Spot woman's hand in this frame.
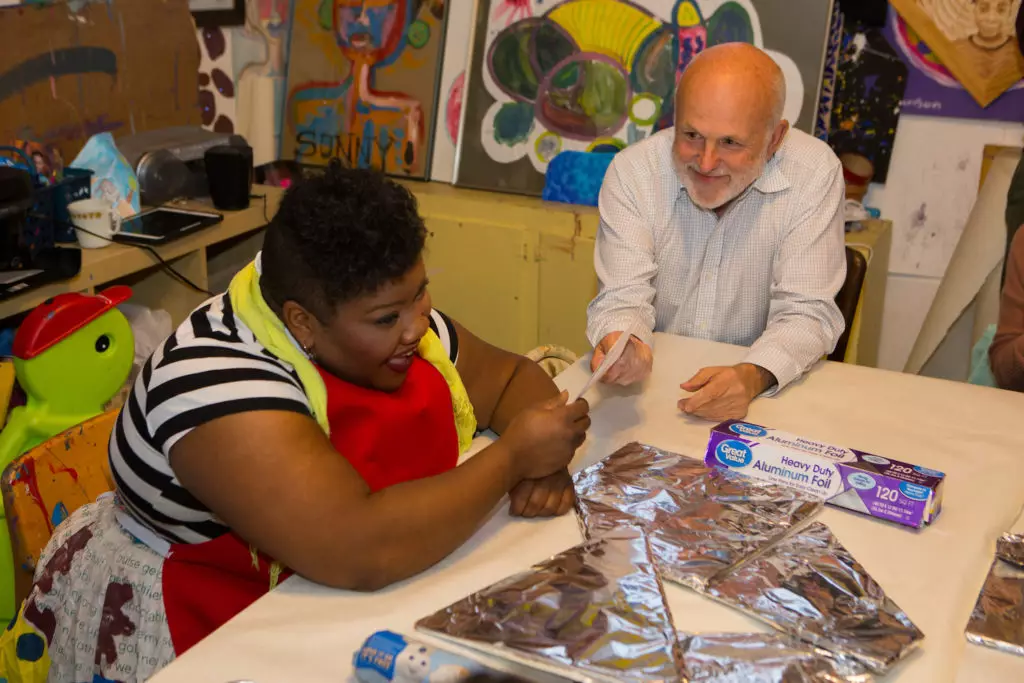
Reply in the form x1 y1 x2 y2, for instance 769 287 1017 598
500 391 590 482
509 468 575 518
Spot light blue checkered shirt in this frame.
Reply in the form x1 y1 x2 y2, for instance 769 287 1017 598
586 128 847 392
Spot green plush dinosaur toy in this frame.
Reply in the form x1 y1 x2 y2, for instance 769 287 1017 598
0 285 134 622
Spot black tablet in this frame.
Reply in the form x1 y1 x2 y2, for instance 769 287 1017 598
113 207 223 245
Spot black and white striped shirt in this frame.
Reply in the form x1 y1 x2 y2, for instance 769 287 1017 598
109 292 458 546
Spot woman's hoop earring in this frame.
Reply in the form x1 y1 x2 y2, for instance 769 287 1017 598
302 343 316 361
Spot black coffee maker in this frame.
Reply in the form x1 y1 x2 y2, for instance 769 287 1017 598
0 166 35 270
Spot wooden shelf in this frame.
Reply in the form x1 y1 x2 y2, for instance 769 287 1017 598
0 189 282 326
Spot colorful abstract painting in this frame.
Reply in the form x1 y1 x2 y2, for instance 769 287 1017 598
827 22 908 183
455 0 837 196
284 0 447 178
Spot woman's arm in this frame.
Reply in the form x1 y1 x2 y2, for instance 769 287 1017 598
170 400 588 592
452 319 560 433
450 319 579 517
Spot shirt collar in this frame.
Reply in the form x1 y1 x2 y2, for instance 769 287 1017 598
752 151 790 194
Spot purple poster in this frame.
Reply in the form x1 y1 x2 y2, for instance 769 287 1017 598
884 7 1024 123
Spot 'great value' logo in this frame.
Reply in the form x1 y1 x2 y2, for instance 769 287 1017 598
728 422 767 437
715 440 753 468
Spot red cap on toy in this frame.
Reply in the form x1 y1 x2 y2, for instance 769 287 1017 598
12 285 133 360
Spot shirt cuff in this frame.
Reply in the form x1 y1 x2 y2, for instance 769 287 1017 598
741 345 802 397
588 314 654 349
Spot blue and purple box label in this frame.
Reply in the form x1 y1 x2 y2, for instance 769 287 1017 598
704 420 945 529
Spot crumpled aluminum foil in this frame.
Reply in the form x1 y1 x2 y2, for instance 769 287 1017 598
416 528 682 682
966 534 1024 657
997 533 1024 568
574 442 822 590
705 522 923 674
677 632 871 682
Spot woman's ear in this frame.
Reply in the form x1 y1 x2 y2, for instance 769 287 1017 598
281 300 318 353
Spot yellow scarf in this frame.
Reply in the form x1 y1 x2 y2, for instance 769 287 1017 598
227 260 477 452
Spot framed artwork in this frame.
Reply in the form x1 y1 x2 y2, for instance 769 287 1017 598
428 0 477 182
827 22 908 183
888 0 1023 107
884 6 1024 121
283 0 449 179
455 0 837 197
190 0 247 28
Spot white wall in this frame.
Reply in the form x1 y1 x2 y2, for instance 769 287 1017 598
867 115 1024 373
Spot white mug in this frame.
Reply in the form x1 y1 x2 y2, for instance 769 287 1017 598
68 198 122 249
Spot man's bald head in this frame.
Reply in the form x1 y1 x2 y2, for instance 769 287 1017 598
676 43 787 132
670 44 790 211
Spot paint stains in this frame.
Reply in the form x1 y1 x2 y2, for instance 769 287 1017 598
95 582 135 669
493 101 535 146
17 460 50 533
51 502 69 528
48 461 79 483
23 600 56 644
34 526 93 597
912 203 928 229
957 157 968 170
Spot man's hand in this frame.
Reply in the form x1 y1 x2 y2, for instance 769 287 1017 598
591 332 653 386
508 468 575 518
678 363 776 421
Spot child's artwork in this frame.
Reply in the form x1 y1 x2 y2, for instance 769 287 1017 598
455 0 837 197
889 0 1022 107
284 0 449 179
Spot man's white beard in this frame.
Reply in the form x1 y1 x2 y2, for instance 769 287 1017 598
674 153 767 211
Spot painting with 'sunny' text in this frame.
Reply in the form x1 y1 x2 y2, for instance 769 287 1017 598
284 0 447 178
455 0 836 196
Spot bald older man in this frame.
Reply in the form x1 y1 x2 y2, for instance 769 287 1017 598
586 43 846 421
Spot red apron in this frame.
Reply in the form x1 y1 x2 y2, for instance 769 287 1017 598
161 356 459 654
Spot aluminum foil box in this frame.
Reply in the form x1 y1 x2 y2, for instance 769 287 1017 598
704 420 945 529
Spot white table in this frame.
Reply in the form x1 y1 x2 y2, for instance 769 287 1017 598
150 334 1024 683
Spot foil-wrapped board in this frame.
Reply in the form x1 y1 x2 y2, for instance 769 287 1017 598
417 528 683 682
573 442 823 591
966 533 1024 657
705 522 923 673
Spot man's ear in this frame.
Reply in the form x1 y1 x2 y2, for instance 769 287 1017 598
281 300 318 352
768 119 790 157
